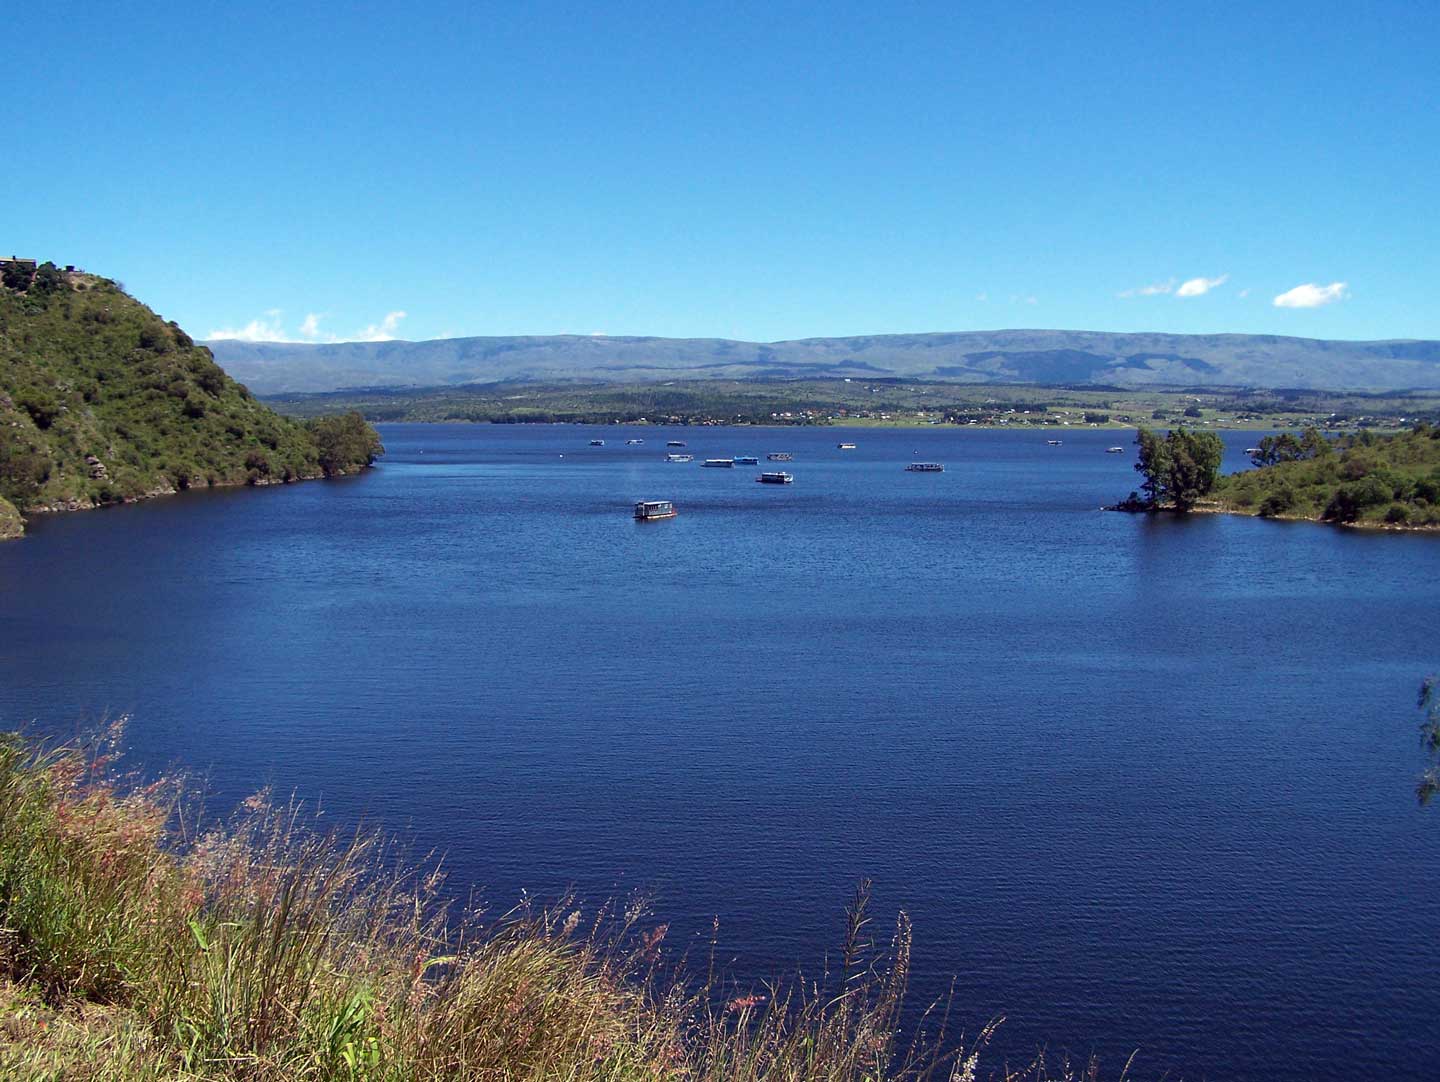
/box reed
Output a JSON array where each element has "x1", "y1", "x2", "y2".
[{"x1": 0, "y1": 725, "x2": 1121, "y2": 1081}]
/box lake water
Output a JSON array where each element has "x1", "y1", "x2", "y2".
[{"x1": 2, "y1": 423, "x2": 1438, "y2": 1081}]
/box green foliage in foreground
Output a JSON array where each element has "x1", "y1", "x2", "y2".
[
  {"x1": 0, "y1": 266, "x2": 382, "y2": 535},
  {"x1": 1213, "y1": 424, "x2": 1440, "y2": 526},
  {"x1": 0, "y1": 728, "x2": 1113, "y2": 1082}
]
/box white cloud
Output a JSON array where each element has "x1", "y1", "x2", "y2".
[
  {"x1": 1119, "y1": 279, "x2": 1175, "y2": 298},
  {"x1": 1010, "y1": 294, "x2": 1038, "y2": 305},
  {"x1": 208, "y1": 315, "x2": 293, "y2": 342},
  {"x1": 355, "y1": 311, "x2": 407, "y2": 342},
  {"x1": 1175, "y1": 274, "x2": 1228, "y2": 297},
  {"x1": 975, "y1": 291, "x2": 989, "y2": 302},
  {"x1": 1273, "y1": 281, "x2": 1348, "y2": 309},
  {"x1": 1237, "y1": 288, "x2": 1250, "y2": 298},
  {"x1": 208, "y1": 309, "x2": 409, "y2": 343}
]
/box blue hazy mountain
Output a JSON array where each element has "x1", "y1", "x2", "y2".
[{"x1": 208, "y1": 329, "x2": 1440, "y2": 395}]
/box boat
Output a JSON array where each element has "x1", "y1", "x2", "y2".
[
  {"x1": 701, "y1": 458, "x2": 735, "y2": 468},
  {"x1": 590, "y1": 439, "x2": 605, "y2": 446},
  {"x1": 733, "y1": 456, "x2": 759, "y2": 465},
  {"x1": 1105, "y1": 446, "x2": 1125, "y2": 454},
  {"x1": 767, "y1": 452, "x2": 793, "y2": 461},
  {"x1": 665, "y1": 453, "x2": 693, "y2": 463},
  {"x1": 757, "y1": 471, "x2": 793, "y2": 484},
  {"x1": 1245, "y1": 447, "x2": 1262, "y2": 455},
  {"x1": 633, "y1": 500, "x2": 677, "y2": 521},
  {"x1": 626, "y1": 438, "x2": 645, "y2": 445},
  {"x1": 905, "y1": 462, "x2": 944, "y2": 472},
  {"x1": 837, "y1": 442, "x2": 857, "y2": 450},
  {"x1": 666, "y1": 440, "x2": 687, "y2": 447},
  {"x1": 1046, "y1": 439, "x2": 1062, "y2": 445}
]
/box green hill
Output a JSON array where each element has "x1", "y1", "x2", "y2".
[
  {"x1": 0, "y1": 262, "x2": 382, "y2": 539},
  {"x1": 1212, "y1": 424, "x2": 1440, "y2": 527}
]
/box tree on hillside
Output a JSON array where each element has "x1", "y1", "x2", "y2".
[{"x1": 1132, "y1": 426, "x2": 1224, "y2": 511}]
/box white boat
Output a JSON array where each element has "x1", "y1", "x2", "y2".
[
  {"x1": 626, "y1": 438, "x2": 645, "y2": 445},
  {"x1": 1105, "y1": 446, "x2": 1125, "y2": 454},
  {"x1": 590, "y1": 439, "x2": 605, "y2": 446},
  {"x1": 666, "y1": 440, "x2": 687, "y2": 447},
  {"x1": 634, "y1": 500, "x2": 676, "y2": 521},
  {"x1": 757, "y1": 471, "x2": 793, "y2": 484},
  {"x1": 837, "y1": 442, "x2": 857, "y2": 450},
  {"x1": 1046, "y1": 439, "x2": 1062, "y2": 445},
  {"x1": 905, "y1": 462, "x2": 944, "y2": 472},
  {"x1": 665, "y1": 453, "x2": 693, "y2": 463},
  {"x1": 767, "y1": 452, "x2": 793, "y2": 461},
  {"x1": 701, "y1": 458, "x2": 735, "y2": 468}
]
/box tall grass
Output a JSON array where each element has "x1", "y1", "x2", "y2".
[{"x1": 0, "y1": 726, "x2": 1121, "y2": 1081}]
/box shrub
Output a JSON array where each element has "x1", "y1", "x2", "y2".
[
  {"x1": 1385, "y1": 503, "x2": 1411, "y2": 524},
  {"x1": 1258, "y1": 486, "x2": 1299, "y2": 517}
]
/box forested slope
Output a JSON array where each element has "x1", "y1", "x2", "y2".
[{"x1": 0, "y1": 262, "x2": 381, "y2": 539}]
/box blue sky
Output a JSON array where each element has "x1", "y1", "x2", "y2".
[{"x1": 8, "y1": 1, "x2": 1437, "y2": 344}]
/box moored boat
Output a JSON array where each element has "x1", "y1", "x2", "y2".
[
  {"x1": 757, "y1": 471, "x2": 793, "y2": 484},
  {"x1": 905, "y1": 462, "x2": 944, "y2": 472},
  {"x1": 733, "y1": 456, "x2": 759, "y2": 465},
  {"x1": 701, "y1": 458, "x2": 735, "y2": 468},
  {"x1": 667, "y1": 440, "x2": 687, "y2": 447},
  {"x1": 1106, "y1": 446, "x2": 1125, "y2": 454},
  {"x1": 665, "y1": 453, "x2": 693, "y2": 463},
  {"x1": 590, "y1": 439, "x2": 605, "y2": 446},
  {"x1": 634, "y1": 499, "x2": 677, "y2": 521},
  {"x1": 1046, "y1": 439, "x2": 1062, "y2": 445},
  {"x1": 626, "y1": 438, "x2": 645, "y2": 445},
  {"x1": 767, "y1": 452, "x2": 793, "y2": 461},
  {"x1": 837, "y1": 442, "x2": 857, "y2": 450}
]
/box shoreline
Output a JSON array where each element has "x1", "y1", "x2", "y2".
[
  {"x1": 1108, "y1": 501, "x2": 1440, "y2": 534},
  {"x1": 4, "y1": 465, "x2": 372, "y2": 541}
]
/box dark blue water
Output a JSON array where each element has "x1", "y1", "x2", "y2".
[{"x1": 3, "y1": 423, "x2": 1438, "y2": 1081}]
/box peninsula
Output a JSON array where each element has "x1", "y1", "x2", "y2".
[{"x1": 0, "y1": 261, "x2": 382, "y2": 540}]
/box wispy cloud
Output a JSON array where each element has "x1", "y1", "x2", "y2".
[
  {"x1": 208, "y1": 309, "x2": 409, "y2": 343},
  {"x1": 355, "y1": 311, "x2": 407, "y2": 342},
  {"x1": 206, "y1": 314, "x2": 292, "y2": 342},
  {"x1": 1175, "y1": 274, "x2": 1228, "y2": 297},
  {"x1": 1273, "y1": 282, "x2": 1348, "y2": 309},
  {"x1": 1010, "y1": 294, "x2": 1038, "y2": 305},
  {"x1": 1119, "y1": 279, "x2": 1175, "y2": 298},
  {"x1": 1237, "y1": 288, "x2": 1250, "y2": 299},
  {"x1": 975, "y1": 291, "x2": 989, "y2": 302}
]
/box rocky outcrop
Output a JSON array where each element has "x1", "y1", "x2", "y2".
[{"x1": 0, "y1": 497, "x2": 23, "y2": 540}]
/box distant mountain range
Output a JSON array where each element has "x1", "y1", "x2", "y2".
[{"x1": 208, "y1": 329, "x2": 1440, "y2": 395}]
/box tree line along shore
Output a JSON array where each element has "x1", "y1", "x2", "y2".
[{"x1": 1114, "y1": 423, "x2": 1440, "y2": 530}]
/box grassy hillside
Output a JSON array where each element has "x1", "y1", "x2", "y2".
[
  {"x1": 1211, "y1": 425, "x2": 1440, "y2": 526},
  {"x1": 0, "y1": 728, "x2": 1092, "y2": 1082},
  {"x1": 0, "y1": 263, "x2": 382, "y2": 539}
]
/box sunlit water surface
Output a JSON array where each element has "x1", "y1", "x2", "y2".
[{"x1": 3, "y1": 424, "x2": 1438, "y2": 1081}]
